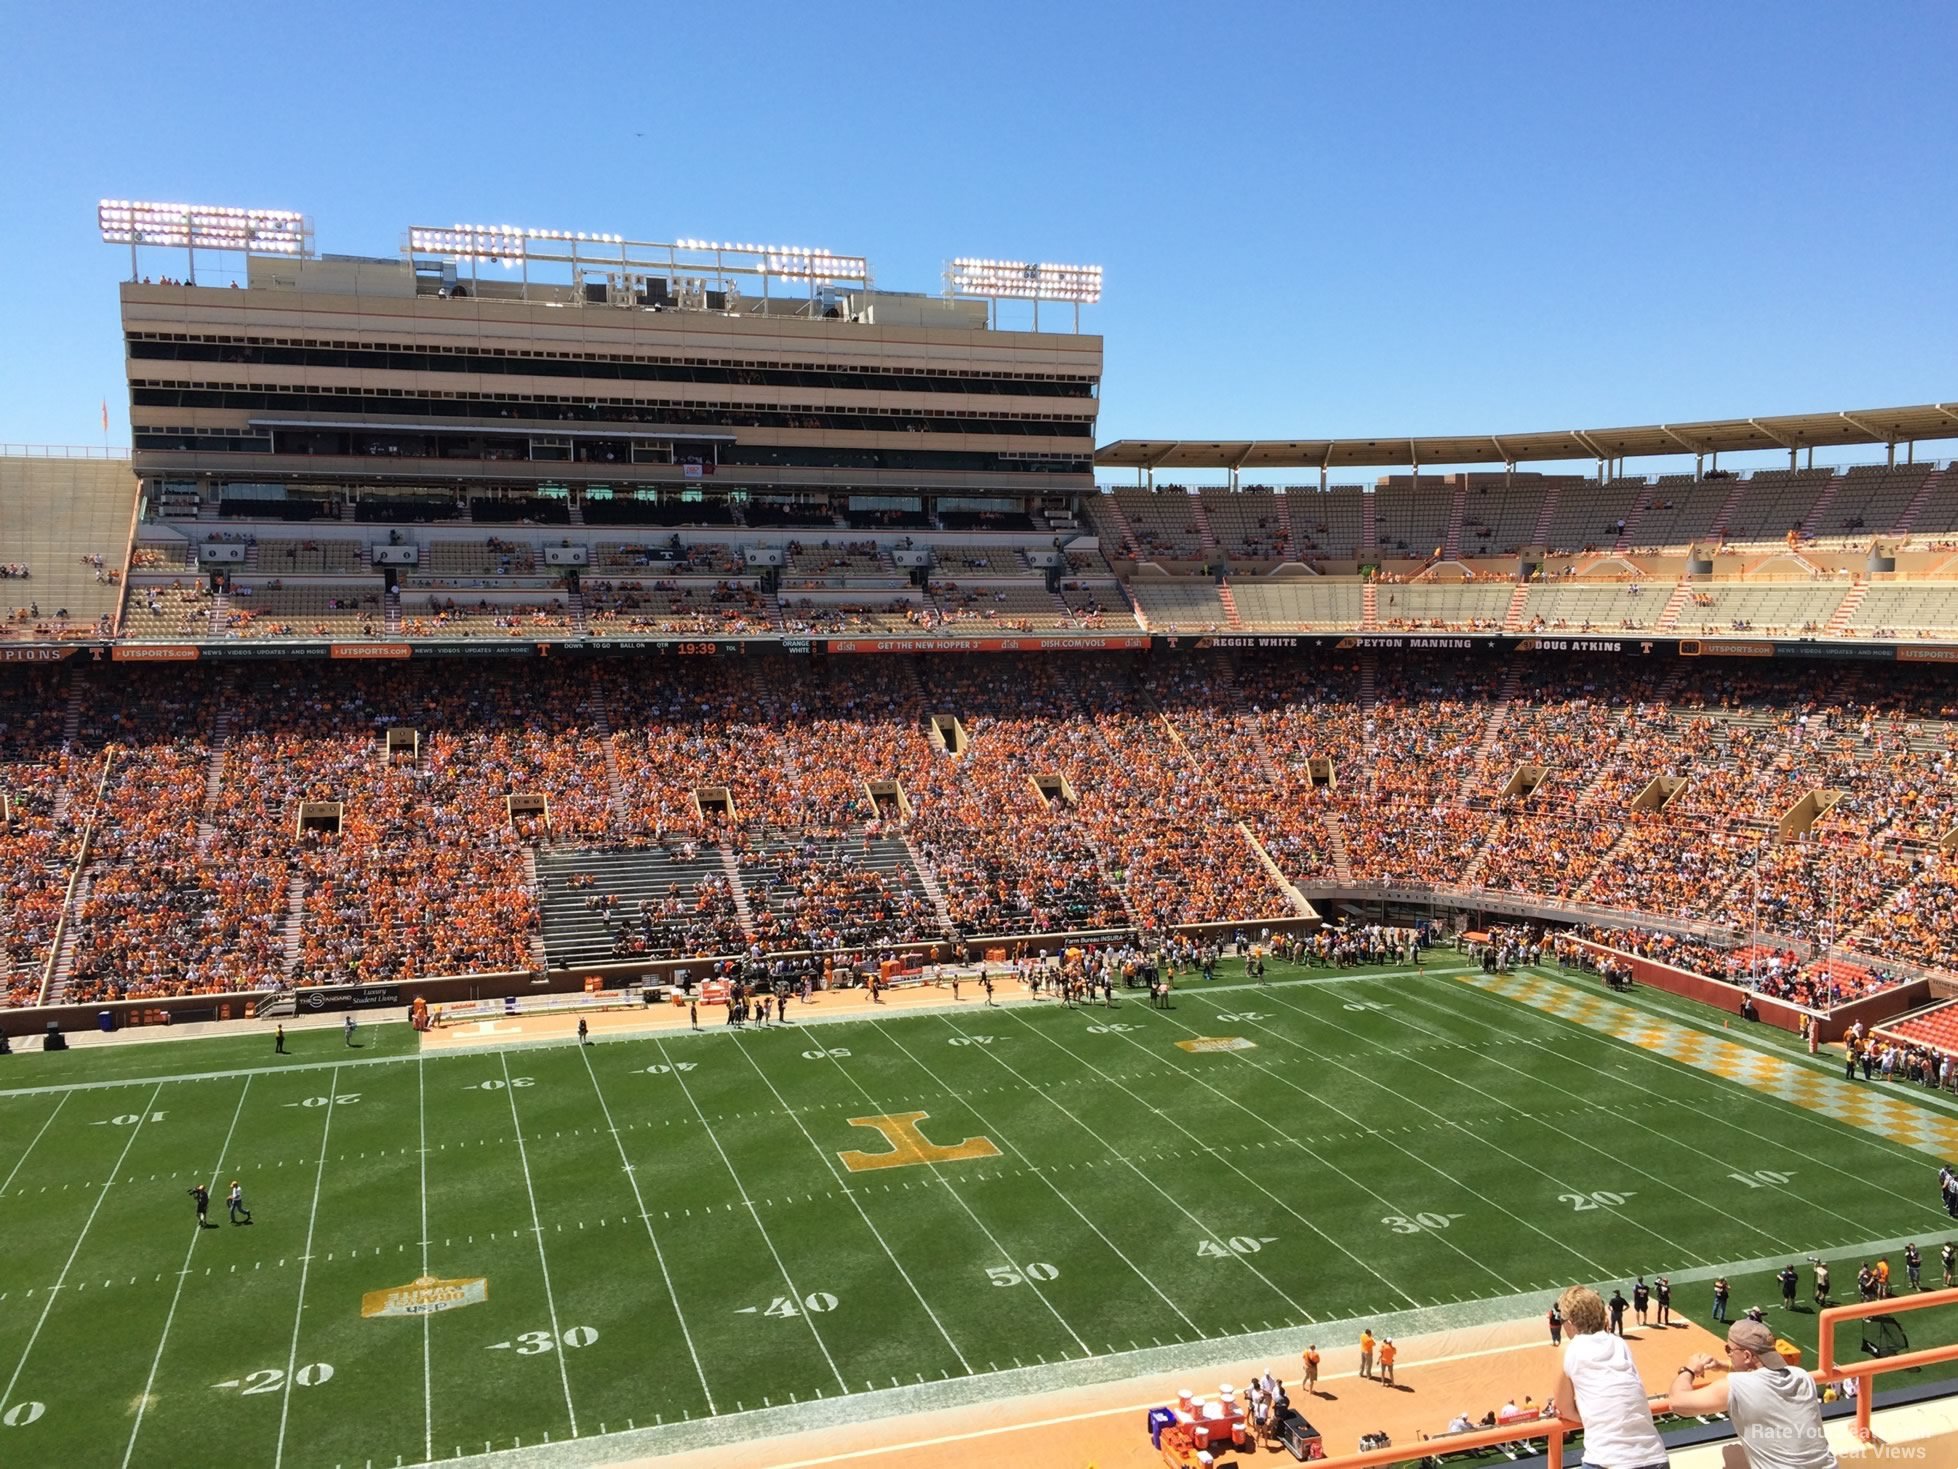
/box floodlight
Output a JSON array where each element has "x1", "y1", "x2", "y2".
[
  {"x1": 98, "y1": 199, "x2": 308, "y2": 254},
  {"x1": 408, "y1": 224, "x2": 625, "y2": 259},
  {"x1": 950, "y1": 257, "x2": 1102, "y2": 303},
  {"x1": 765, "y1": 248, "x2": 869, "y2": 282}
]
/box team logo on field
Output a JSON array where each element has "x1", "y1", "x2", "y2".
[
  {"x1": 837, "y1": 1112, "x2": 1002, "y2": 1173},
  {"x1": 361, "y1": 1275, "x2": 489, "y2": 1318},
  {"x1": 1175, "y1": 1036, "x2": 1257, "y2": 1053}
]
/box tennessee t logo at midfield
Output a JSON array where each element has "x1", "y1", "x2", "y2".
[{"x1": 837, "y1": 1112, "x2": 1002, "y2": 1173}]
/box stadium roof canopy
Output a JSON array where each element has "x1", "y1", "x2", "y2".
[{"x1": 1095, "y1": 401, "x2": 1958, "y2": 471}]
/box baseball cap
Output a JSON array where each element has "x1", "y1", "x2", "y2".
[{"x1": 1727, "y1": 1320, "x2": 1778, "y2": 1356}]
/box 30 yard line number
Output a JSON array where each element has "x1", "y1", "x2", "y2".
[
  {"x1": 1382, "y1": 1213, "x2": 1463, "y2": 1234},
  {"x1": 488, "y1": 1327, "x2": 599, "y2": 1355}
]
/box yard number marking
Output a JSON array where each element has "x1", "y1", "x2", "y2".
[
  {"x1": 1215, "y1": 1012, "x2": 1269, "y2": 1023},
  {"x1": 1197, "y1": 1236, "x2": 1278, "y2": 1258},
  {"x1": 1559, "y1": 1191, "x2": 1636, "y2": 1211},
  {"x1": 946, "y1": 1035, "x2": 995, "y2": 1047},
  {"x1": 288, "y1": 1095, "x2": 359, "y2": 1108},
  {"x1": 1381, "y1": 1212, "x2": 1464, "y2": 1234},
  {"x1": 641, "y1": 1062, "x2": 697, "y2": 1075},
  {"x1": 1084, "y1": 1023, "x2": 1137, "y2": 1034},
  {"x1": 1727, "y1": 1170, "x2": 1794, "y2": 1188},
  {"x1": 736, "y1": 1292, "x2": 839, "y2": 1318},
  {"x1": 986, "y1": 1263, "x2": 1060, "y2": 1287},
  {"x1": 214, "y1": 1364, "x2": 333, "y2": 1394},
  {"x1": 468, "y1": 1077, "x2": 534, "y2": 1091},
  {"x1": 801, "y1": 1047, "x2": 851, "y2": 1060},
  {"x1": 488, "y1": 1327, "x2": 599, "y2": 1355},
  {"x1": 95, "y1": 1113, "x2": 167, "y2": 1126},
  {"x1": 2, "y1": 1402, "x2": 45, "y2": 1427}
]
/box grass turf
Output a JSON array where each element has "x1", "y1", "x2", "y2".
[{"x1": 3, "y1": 957, "x2": 1957, "y2": 1466}]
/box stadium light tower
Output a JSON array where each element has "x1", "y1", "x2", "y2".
[
  {"x1": 98, "y1": 199, "x2": 311, "y2": 285},
  {"x1": 947, "y1": 257, "x2": 1103, "y2": 332}
]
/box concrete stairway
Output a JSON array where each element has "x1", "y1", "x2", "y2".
[
  {"x1": 1361, "y1": 584, "x2": 1378, "y2": 628},
  {"x1": 1824, "y1": 582, "x2": 1868, "y2": 638},
  {"x1": 1892, "y1": 468, "x2": 1951, "y2": 538},
  {"x1": 43, "y1": 867, "x2": 95, "y2": 1003},
  {"x1": 718, "y1": 844, "x2": 757, "y2": 936},
  {"x1": 1324, "y1": 816, "x2": 1355, "y2": 885},
  {"x1": 1527, "y1": 482, "x2": 1564, "y2": 547},
  {"x1": 1500, "y1": 583, "x2": 1531, "y2": 631},
  {"x1": 207, "y1": 590, "x2": 230, "y2": 636},
  {"x1": 280, "y1": 870, "x2": 307, "y2": 980},
  {"x1": 1442, "y1": 481, "x2": 1468, "y2": 559},
  {"x1": 1654, "y1": 580, "x2": 1694, "y2": 631},
  {"x1": 902, "y1": 833, "x2": 957, "y2": 934},
  {"x1": 1799, "y1": 475, "x2": 1843, "y2": 539},
  {"x1": 1610, "y1": 484, "x2": 1655, "y2": 553},
  {"x1": 1706, "y1": 475, "x2": 1757, "y2": 542},
  {"x1": 1360, "y1": 492, "x2": 1378, "y2": 556},
  {"x1": 1215, "y1": 582, "x2": 1244, "y2": 629}
]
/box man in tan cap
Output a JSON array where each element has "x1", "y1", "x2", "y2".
[{"x1": 1666, "y1": 1318, "x2": 1836, "y2": 1468}]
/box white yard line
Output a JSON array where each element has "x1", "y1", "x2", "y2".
[
  {"x1": 928, "y1": 1011, "x2": 1310, "y2": 1322},
  {"x1": 730, "y1": 1035, "x2": 976, "y2": 1373},
  {"x1": 0, "y1": 1082, "x2": 164, "y2": 1413},
  {"x1": 418, "y1": 1046, "x2": 433, "y2": 1465},
  {"x1": 121, "y1": 1075, "x2": 253, "y2": 1467},
  {"x1": 1149, "y1": 994, "x2": 1627, "y2": 1278},
  {"x1": 272, "y1": 1069, "x2": 337, "y2": 1469},
  {"x1": 997, "y1": 1005, "x2": 1425, "y2": 1311},
  {"x1": 1116, "y1": 1002, "x2": 1540, "y2": 1290},
  {"x1": 872, "y1": 1017, "x2": 1226, "y2": 1335},
  {"x1": 0, "y1": 1091, "x2": 68, "y2": 1197},
  {"x1": 1256, "y1": 980, "x2": 1787, "y2": 1260},
  {"x1": 500, "y1": 1051, "x2": 579, "y2": 1438},
  {"x1": 1377, "y1": 973, "x2": 1948, "y2": 1234},
  {"x1": 650, "y1": 1034, "x2": 851, "y2": 1397},
  {"x1": 578, "y1": 1042, "x2": 718, "y2": 1413},
  {"x1": 812, "y1": 1034, "x2": 1095, "y2": 1360}
]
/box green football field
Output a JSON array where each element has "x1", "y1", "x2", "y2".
[{"x1": 4, "y1": 958, "x2": 1957, "y2": 1468}]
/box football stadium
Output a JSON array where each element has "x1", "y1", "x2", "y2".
[{"x1": 6, "y1": 31, "x2": 1958, "y2": 1465}]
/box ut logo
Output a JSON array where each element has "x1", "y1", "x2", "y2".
[{"x1": 837, "y1": 1112, "x2": 1001, "y2": 1173}]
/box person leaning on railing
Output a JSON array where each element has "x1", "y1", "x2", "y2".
[
  {"x1": 1551, "y1": 1284, "x2": 1668, "y2": 1469},
  {"x1": 1665, "y1": 1318, "x2": 1837, "y2": 1469}
]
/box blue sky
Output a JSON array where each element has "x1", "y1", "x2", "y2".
[{"x1": 2, "y1": 0, "x2": 1954, "y2": 478}]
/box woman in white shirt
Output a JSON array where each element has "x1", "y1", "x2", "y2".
[{"x1": 1551, "y1": 1285, "x2": 1669, "y2": 1468}]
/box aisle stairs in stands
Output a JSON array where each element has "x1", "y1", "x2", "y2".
[
  {"x1": 1357, "y1": 651, "x2": 1379, "y2": 798},
  {"x1": 1800, "y1": 475, "x2": 1844, "y2": 539},
  {"x1": 1500, "y1": 583, "x2": 1531, "y2": 631},
  {"x1": 902, "y1": 833, "x2": 957, "y2": 935},
  {"x1": 519, "y1": 850, "x2": 546, "y2": 969},
  {"x1": 1237, "y1": 823, "x2": 1316, "y2": 916},
  {"x1": 1824, "y1": 582, "x2": 1868, "y2": 638},
  {"x1": 280, "y1": 870, "x2": 307, "y2": 980},
  {"x1": 207, "y1": 590, "x2": 230, "y2": 636},
  {"x1": 1122, "y1": 581, "x2": 1150, "y2": 632},
  {"x1": 1610, "y1": 485, "x2": 1654, "y2": 553},
  {"x1": 1324, "y1": 816, "x2": 1355, "y2": 885},
  {"x1": 1655, "y1": 579, "x2": 1693, "y2": 631},
  {"x1": 1706, "y1": 475, "x2": 1756, "y2": 542},
  {"x1": 566, "y1": 585, "x2": 587, "y2": 635},
  {"x1": 1097, "y1": 494, "x2": 1141, "y2": 559},
  {"x1": 383, "y1": 588, "x2": 401, "y2": 636},
  {"x1": 1442, "y1": 481, "x2": 1468, "y2": 560},
  {"x1": 1891, "y1": 468, "x2": 1949, "y2": 537},
  {"x1": 1193, "y1": 497, "x2": 1221, "y2": 562},
  {"x1": 718, "y1": 843, "x2": 757, "y2": 935},
  {"x1": 1215, "y1": 582, "x2": 1244, "y2": 629},
  {"x1": 589, "y1": 690, "x2": 630, "y2": 825},
  {"x1": 58, "y1": 674, "x2": 86, "y2": 753},
  {"x1": 567, "y1": 497, "x2": 586, "y2": 527},
  {"x1": 44, "y1": 867, "x2": 93, "y2": 1003},
  {"x1": 1471, "y1": 667, "x2": 1524, "y2": 778},
  {"x1": 1275, "y1": 491, "x2": 1297, "y2": 556},
  {"x1": 1361, "y1": 583, "x2": 1378, "y2": 628},
  {"x1": 1527, "y1": 482, "x2": 1564, "y2": 548},
  {"x1": 1360, "y1": 491, "x2": 1378, "y2": 557},
  {"x1": 197, "y1": 702, "x2": 233, "y2": 853}
]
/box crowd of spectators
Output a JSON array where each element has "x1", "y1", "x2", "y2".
[{"x1": 19, "y1": 651, "x2": 1958, "y2": 1007}]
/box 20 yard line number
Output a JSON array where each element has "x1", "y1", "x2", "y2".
[
  {"x1": 1559, "y1": 1190, "x2": 1637, "y2": 1212},
  {"x1": 212, "y1": 1364, "x2": 334, "y2": 1394},
  {"x1": 468, "y1": 1077, "x2": 535, "y2": 1091}
]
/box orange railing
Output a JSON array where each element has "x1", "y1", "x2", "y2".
[
  {"x1": 1298, "y1": 1291, "x2": 1958, "y2": 1468},
  {"x1": 1816, "y1": 1282, "x2": 1958, "y2": 1441}
]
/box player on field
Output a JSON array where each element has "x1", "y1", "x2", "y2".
[
  {"x1": 1778, "y1": 1264, "x2": 1798, "y2": 1311},
  {"x1": 343, "y1": 1013, "x2": 357, "y2": 1047},
  {"x1": 1906, "y1": 1242, "x2": 1922, "y2": 1291}
]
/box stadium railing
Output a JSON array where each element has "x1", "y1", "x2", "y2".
[{"x1": 1816, "y1": 1282, "x2": 1958, "y2": 1443}]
